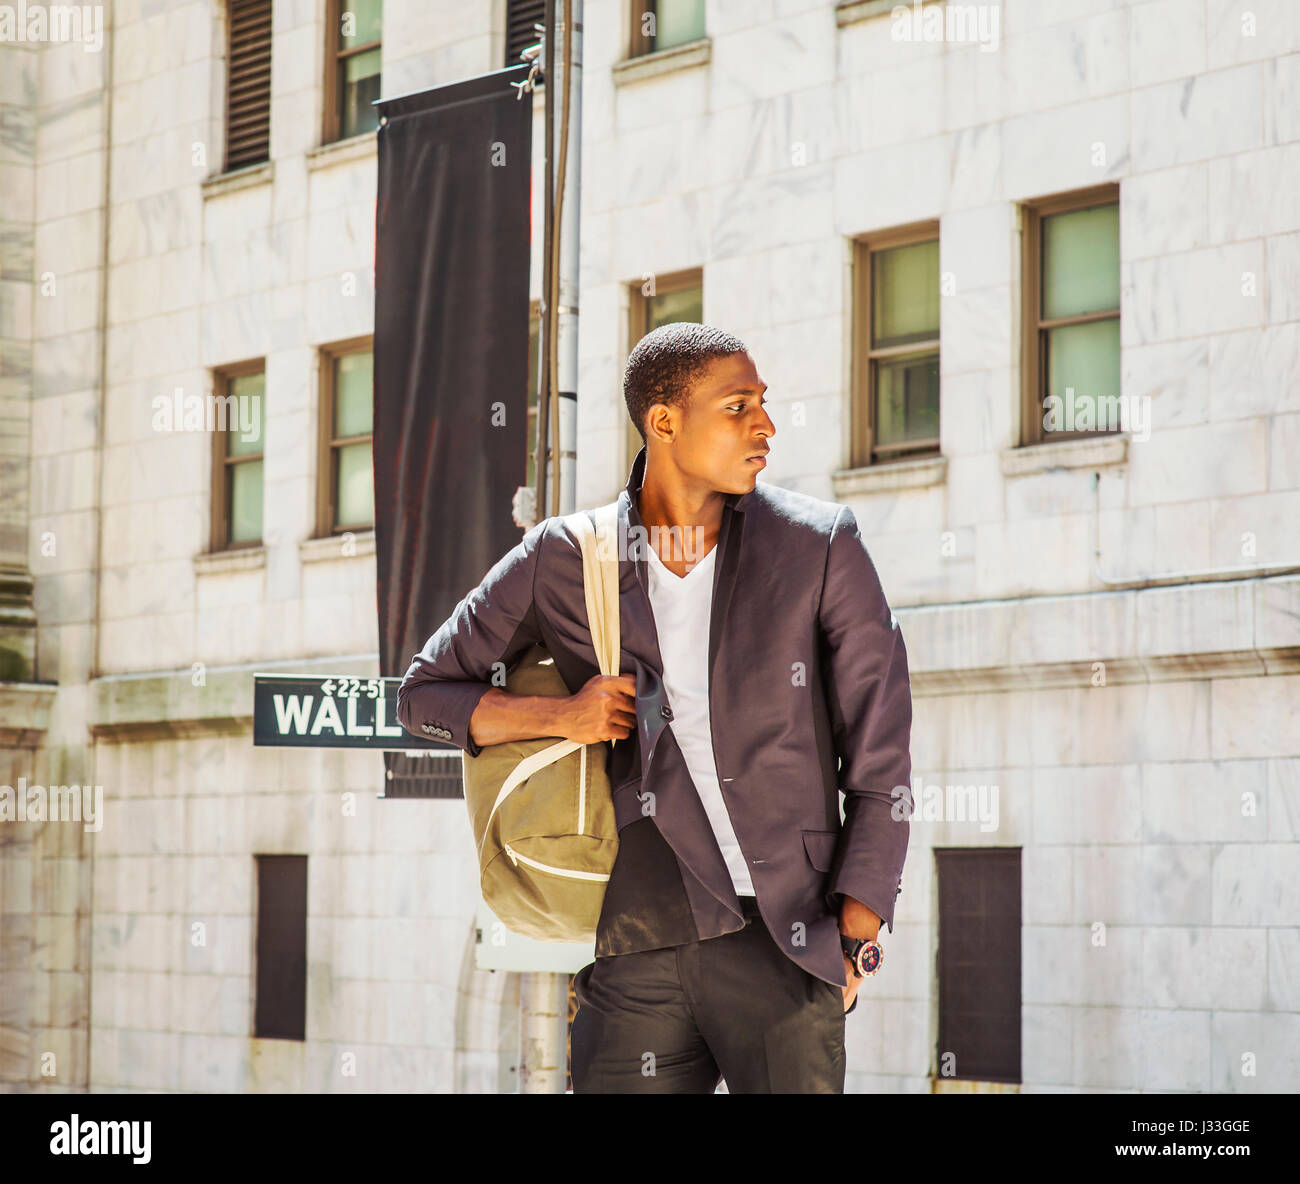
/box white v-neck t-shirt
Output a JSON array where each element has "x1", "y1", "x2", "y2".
[{"x1": 644, "y1": 540, "x2": 756, "y2": 897}]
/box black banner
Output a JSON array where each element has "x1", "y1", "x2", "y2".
[
  {"x1": 2, "y1": 1092, "x2": 1289, "y2": 1160},
  {"x1": 371, "y1": 67, "x2": 534, "y2": 799}
]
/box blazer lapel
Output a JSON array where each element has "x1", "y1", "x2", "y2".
[
  {"x1": 617, "y1": 442, "x2": 755, "y2": 783},
  {"x1": 706, "y1": 501, "x2": 743, "y2": 696},
  {"x1": 617, "y1": 453, "x2": 671, "y2": 781}
]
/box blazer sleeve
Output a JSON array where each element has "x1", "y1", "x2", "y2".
[
  {"x1": 395, "y1": 519, "x2": 548, "y2": 757},
  {"x1": 818, "y1": 505, "x2": 913, "y2": 935}
]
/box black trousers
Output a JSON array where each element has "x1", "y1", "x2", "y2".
[{"x1": 570, "y1": 895, "x2": 847, "y2": 1093}]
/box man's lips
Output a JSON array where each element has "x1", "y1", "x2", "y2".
[{"x1": 746, "y1": 450, "x2": 768, "y2": 466}]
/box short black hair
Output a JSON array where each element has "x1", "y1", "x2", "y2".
[{"x1": 623, "y1": 322, "x2": 749, "y2": 444}]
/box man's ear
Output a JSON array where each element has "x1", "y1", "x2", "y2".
[{"x1": 644, "y1": 403, "x2": 675, "y2": 446}]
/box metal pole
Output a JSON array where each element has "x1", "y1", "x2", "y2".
[
  {"x1": 551, "y1": 0, "x2": 581, "y2": 518},
  {"x1": 520, "y1": 0, "x2": 582, "y2": 1095}
]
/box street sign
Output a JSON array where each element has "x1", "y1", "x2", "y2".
[{"x1": 252, "y1": 673, "x2": 446, "y2": 749}]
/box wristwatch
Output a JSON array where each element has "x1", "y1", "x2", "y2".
[{"x1": 840, "y1": 934, "x2": 883, "y2": 978}]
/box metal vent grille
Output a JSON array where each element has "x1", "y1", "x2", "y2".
[
  {"x1": 382, "y1": 751, "x2": 466, "y2": 799},
  {"x1": 506, "y1": 0, "x2": 545, "y2": 67},
  {"x1": 226, "y1": 0, "x2": 272, "y2": 171}
]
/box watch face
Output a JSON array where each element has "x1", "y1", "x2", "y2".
[{"x1": 859, "y1": 942, "x2": 882, "y2": 976}]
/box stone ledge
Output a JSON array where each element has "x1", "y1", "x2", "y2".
[
  {"x1": 837, "y1": 0, "x2": 944, "y2": 28},
  {"x1": 200, "y1": 160, "x2": 273, "y2": 199},
  {"x1": 306, "y1": 132, "x2": 376, "y2": 172},
  {"x1": 0, "y1": 680, "x2": 58, "y2": 746},
  {"x1": 194, "y1": 546, "x2": 266, "y2": 576},
  {"x1": 1000, "y1": 433, "x2": 1128, "y2": 477},
  {"x1": 612, "y1": 37, "x2": 711, "y2": 85},
  {"x1": 89, "y1": 653, "x2": 379, "y2": 741},
  {"x1": 832, "y1": 455, "x2": 946, "y2": 497},
  {"x1": 898, "y1": 574, "x2": 1300, "y2": 696},
  {"x1": 300, "y1": 531, "x2": 376, "y2": 564}
]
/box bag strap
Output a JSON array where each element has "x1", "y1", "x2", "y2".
[
  {"x1": 571, "y1": 501, "x2": 621, "y2": 677},
  {"x1": 476, "y1": 503, "x2": 622, "y2": 845}
]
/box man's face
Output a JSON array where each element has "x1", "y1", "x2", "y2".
[{"x1": 649, "y1": 351, "x2": 776, "y2": 495}]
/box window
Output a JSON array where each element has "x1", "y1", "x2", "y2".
[
  {"x1": 1020, "y1": 184, "x2": 1120, "y2": 444},
  {"x1": 324, "y1": 0, "x2": 382, "y2": 143},
  {"x1": 224, "y1": 0, "x2": 271, "y2": 171},
  {"x1": 254, "y1": 855, "x2": 308, "y2": 1041},
  {"x1": 935, "y1": 848, "x2": 1021, "y2": 1084},
  {"x1": 317, "y1": 340, "x2": 374, "y2": 534},
  {"x1": 506, "y1": 0, "x2": 545, "y2": 67},
  {"x1": 630, "y1": 0, "x2": 706, "y2": 57},
  {"x1": 210, "y1": 362, "x2": 265, "y2": 550},
  {"x1": 852, "y1": 223, "x2": 940, "y2": 466},
  {"x1": 625, "y1": 270, "x2": 703, "y2": 469}
]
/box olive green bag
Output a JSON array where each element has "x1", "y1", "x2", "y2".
[{"x1": 462, "y1": 502, "x2": 622, "y2": 943}]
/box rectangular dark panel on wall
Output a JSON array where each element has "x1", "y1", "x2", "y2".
[
  {"x1": 936, "y1": 848, "x2": 1022, "y2": 1083},
  {"x1": 371, "y1": 67, "x2": 534, "y2": 799},
  {"x1": 254, "y1": 855, "x2": 308, "y2": 1041},
  {"x1": 226, "y1": 0, "x2": 272, "y2": 171}
]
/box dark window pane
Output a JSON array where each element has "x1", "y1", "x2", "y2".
[
  {"x1": 334, "y1": 351, "x2": 373, "y2": 438},
  {"x1": 1042, "y1": 202, "x2": 1119, "y2": 320},
  {"x1": 340, "y1": 48, "x2": 381, "y2": 139},
  {"x1": 230, "y1": 459, "x2": 263, "y2": 543},
  {"x1": 338, "y1": 0, "x2": 382, "y2": 49},
  {"x1": 335, "y1": 440, "x2": 373, "y2": 526},
  {"x1": 1044, "y1": 318, "x2": 1120, "y2": 432},
  {"x1": 226, "y1": 372, "x2": 265, "y2": 458},
  {"x1": 875, "y1": 350, "x2": 939, "y2": 448},
  {"x1": 648, "y1": 284, "x2": 703, "y2": 330},
  {"x1": 873, "y1": 239, "x2": 939, "y2": 348},
  {"x1": 654, "y1": 0, "x2": 705, "y2": 51}
]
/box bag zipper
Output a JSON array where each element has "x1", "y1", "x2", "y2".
[{"x1": 503, "y1": 842, "x2": 611, "y2": 882}]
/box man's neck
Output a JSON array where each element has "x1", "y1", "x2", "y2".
[{"x1": 635, "y1": 460, "x2": 724, "y2": 570}]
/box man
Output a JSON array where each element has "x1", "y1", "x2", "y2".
[{"x1": 397, "y1": 322, "x2": 912, "y2": 1093}]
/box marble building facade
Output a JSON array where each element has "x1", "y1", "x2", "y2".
[{"x1": 1, "y1": 0, "x2": 1297, "y2": 1093}]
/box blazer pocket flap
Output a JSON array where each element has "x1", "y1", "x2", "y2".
[{"x1": 802, "y1": 829, "x2": 839, "y2": 873}]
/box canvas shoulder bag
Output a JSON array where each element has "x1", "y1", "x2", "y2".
[{"x1": 461, "y1": 501, "x2": 622, "y2": 943}]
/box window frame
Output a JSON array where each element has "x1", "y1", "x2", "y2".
[
  {"x1": 322, "y1": 0, "x2": 383, "y2": 146},
  {"x1": 316, "y1": 335, "x2": 375, "y2": 537},
  {"x1": 624, "y1": 267, "x2": 704, "y2": 470},
  {"x1": 1018, "y1": 182, "x2": 1121, "y2": 447},
  {"x1": 851, "y1": 220, "x2": 942, "y2": 469},
  {"x1": 210, "y1": 358, "x2": 266, "y2": 552}
]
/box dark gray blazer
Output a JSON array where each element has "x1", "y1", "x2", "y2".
[{"x1": 396, "y1": 444, "x2": 912, "y2": 992}]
